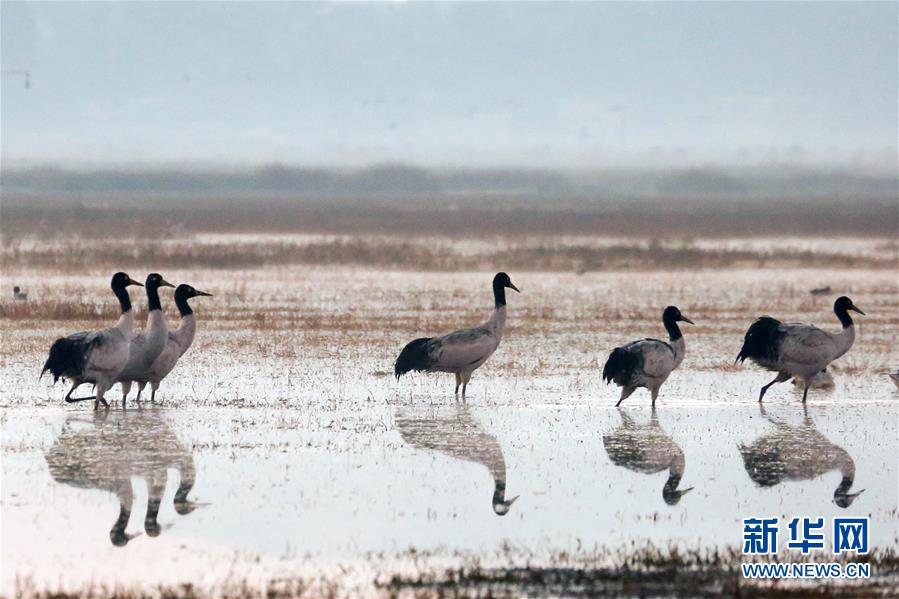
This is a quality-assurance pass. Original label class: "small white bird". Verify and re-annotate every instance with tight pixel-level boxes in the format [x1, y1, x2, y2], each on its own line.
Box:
[737, 296, 864, 403]
[394, 272, 520, 398]
[603, 408, 693, 505]
[127, 284, 212, 403]
[42, 272, 143, 409]
[117, 273, 175, 407]
[13, 286, 27, 301]
[602, 306, 694, 407]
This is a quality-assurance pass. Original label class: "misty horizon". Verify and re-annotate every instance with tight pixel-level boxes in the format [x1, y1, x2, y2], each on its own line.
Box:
[2, 2, 896, 170]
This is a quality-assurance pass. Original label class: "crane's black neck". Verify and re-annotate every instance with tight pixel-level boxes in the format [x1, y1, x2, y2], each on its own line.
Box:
[493, 280, 507, 308]
[146, 282, 163, 312]
[663, 314, 682, 341]
[174, 289, 194, 316]
[835, 305, 853, 329]
[112, 283, 132, 313]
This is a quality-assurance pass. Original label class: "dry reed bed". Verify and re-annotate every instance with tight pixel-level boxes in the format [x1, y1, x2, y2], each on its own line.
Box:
[5, 192, 898, 239]
[4, 236, 896, 272]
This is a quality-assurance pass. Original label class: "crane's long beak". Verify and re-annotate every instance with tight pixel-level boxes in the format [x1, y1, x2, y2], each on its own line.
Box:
[160, 279, 175, 288]
[850, 304, 865, 315]
[195, 290, 213, 297]
[681, 316, 695, 325]
[129, 279, 144, 287]
[508, 283, 520, 293]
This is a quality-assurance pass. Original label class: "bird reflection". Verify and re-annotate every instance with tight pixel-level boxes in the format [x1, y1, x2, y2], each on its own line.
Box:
[394, 403, 518, 516]
[739, 404, 863, 508]
[602, 407, 693, 505]
[45, 409, 201, 546]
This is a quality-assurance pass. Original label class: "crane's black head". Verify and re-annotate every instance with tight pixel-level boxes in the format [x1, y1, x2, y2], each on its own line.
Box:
[663, 306, 694, 325]
[174, 283, 213, 316]
[663, 485, 694, 506]
[13, 286, 20, 293]
[834, 296, 864, 316]
[834, 489, 864, 509]
[144, 272, 175, 290]
[175, 284, 213, 300]
[492, 272, 519, 307]
[493, 272, 520, 293]
[111, 272, 142, 289]
[110, 528, 136, 547]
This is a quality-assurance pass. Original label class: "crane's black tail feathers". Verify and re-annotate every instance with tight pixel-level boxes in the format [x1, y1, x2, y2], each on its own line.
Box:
[394, 337, 434, 380]
[41, 335, 93, 382]
[602, 347, 642, 387]
[736, 316, 783, 367]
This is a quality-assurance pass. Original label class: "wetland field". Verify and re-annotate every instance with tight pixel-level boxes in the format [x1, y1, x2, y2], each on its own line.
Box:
[1, 193, 898, 597]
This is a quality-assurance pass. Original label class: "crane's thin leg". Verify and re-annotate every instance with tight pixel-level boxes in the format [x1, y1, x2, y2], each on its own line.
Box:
[454, 373, 461, 398]
[616, 386, 636, 407]
[650, 387, 660, 408]
[150, 385, 157, 403]
[136, 382, 146, 402]
[759, 372, 790, 402]
[461, 372, 472, 401]
[801, 380, 810, 403]
[94, 381, 111, 411]
[64, 382, 96, 402]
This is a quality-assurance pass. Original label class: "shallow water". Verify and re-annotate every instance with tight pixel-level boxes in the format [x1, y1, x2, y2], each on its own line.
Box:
[1, 266, 898, 595]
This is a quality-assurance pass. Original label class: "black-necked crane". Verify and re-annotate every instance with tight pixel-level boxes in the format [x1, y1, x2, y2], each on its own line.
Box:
[602, 408, 693, 505]
[45, 410, 202, 546]
[41, 272, 143, 409]
[13, 286, 27, 301]
[116, 273, 174, 407]
[128, 284, 212, 403]
[602, 306, 694, 407]
[739, 404, 863, 508]
[394, 272, 520, 398]
[736, 296, 864, 403]
[395, 403, 518, 516]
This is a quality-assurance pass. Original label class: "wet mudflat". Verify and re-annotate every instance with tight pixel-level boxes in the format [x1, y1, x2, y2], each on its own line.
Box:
[2, 262, 898, 596]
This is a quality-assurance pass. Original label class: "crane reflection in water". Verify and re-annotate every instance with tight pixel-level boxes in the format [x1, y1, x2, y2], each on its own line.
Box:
[394, 402, 518, 516]
[739, 404, 863, 508]
[602, 407, 694, 506]
[44, 409, 203, 546]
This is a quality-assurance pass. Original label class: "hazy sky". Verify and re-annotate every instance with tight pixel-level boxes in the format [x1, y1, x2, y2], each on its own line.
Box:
[2, 2, 896, 168]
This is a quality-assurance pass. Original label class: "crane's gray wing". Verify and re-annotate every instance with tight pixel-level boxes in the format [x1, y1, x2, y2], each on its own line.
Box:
[430, 327, 497, 371]
[84, 329, 129, 374]
[626, 338, 676, 378]
[778, 325, 838, 366]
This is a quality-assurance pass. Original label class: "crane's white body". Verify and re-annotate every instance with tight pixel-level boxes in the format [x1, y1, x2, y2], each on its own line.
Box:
[775, 322, 855, 380]
[131, 313, 198, 401]
[118, 310, 168, 394]
[622, 335, 685, 395]
[428, 305, 505, 378]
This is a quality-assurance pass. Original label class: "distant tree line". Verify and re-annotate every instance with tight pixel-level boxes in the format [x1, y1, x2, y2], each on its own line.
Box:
[1, 163, 895, 198]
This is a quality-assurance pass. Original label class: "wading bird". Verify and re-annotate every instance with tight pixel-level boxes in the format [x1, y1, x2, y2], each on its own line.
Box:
[13, 286, 27, 301]
[739, 404, 863, 508]
[602, 306, 694, 407]
[736, 296, 864, 403]
[117, 273, 175, 407]
[41, 272, 143, 409]
[45, 410, 202, 546]
[394, 272, 520, 398]
[395, 403, 518, 516]
[602, 408, 693, 505]
[128, 284, 212, 403]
